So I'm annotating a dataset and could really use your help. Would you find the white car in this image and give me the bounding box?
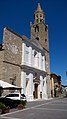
[5,93,26,101]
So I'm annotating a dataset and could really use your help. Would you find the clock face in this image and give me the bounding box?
[11,45,18,54]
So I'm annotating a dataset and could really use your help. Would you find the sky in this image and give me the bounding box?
[0,0,67,85]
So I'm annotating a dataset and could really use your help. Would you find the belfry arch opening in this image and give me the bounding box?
[35,37,39,41]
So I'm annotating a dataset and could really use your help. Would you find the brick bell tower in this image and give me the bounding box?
[30,3,51,98]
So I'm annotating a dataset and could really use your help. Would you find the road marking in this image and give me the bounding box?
[1,99,67,117]
[0,101,54,117]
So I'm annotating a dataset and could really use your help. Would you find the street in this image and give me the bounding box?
[0,98,67,119]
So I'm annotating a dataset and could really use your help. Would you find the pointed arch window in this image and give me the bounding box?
[35,25,39,32]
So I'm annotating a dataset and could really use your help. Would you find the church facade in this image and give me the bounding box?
[0,3,51,101]
[21,37,47,101]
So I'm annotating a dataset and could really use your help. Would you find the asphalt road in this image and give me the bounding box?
[0,97,67,119]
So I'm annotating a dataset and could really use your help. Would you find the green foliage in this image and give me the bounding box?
[0,102,6,110]
[20,100,27,107]
[0,97,27,110]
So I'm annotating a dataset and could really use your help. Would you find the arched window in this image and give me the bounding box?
[35,25,39,32]
[35,37,39,41]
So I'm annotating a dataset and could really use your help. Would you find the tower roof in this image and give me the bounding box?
[35,3,43,12]
[34,3,44,23]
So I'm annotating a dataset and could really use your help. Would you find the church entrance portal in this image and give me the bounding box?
[33,83,38,99]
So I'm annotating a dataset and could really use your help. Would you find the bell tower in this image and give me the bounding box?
[30,3,51,98]
[30,3,49,51]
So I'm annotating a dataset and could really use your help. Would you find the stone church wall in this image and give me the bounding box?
[0,28,22,87]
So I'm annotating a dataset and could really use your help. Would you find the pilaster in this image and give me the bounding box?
[22,43,26,65]
[43,56,46,71]
[43,77,48,99]
[39,52,41,69]
[21,71,26,94]
[28,73,33,100]
[34,52,39,68]
[29,46,32,66]
[40,76,43,93]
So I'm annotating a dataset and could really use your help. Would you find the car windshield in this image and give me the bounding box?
[21,94,25,97]
[6,94,19,97]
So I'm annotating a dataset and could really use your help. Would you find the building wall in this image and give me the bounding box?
[50,74,62,97]
[0,50,4,80]
[1,28,22,87]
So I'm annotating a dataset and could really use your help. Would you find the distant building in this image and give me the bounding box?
[50,73,62,97]
[62,85,67,97]
[0,3,51,100]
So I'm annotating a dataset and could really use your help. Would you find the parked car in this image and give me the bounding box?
[5,93,26,101]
